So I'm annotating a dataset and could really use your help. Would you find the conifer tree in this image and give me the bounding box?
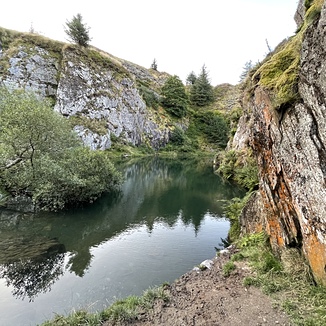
[151,58,158,71]
[190,65,214,107]
[186,71,197,85]
[239,60,253,82]
[64,13,91,47]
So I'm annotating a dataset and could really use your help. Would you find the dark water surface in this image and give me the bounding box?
[0,157,244,326]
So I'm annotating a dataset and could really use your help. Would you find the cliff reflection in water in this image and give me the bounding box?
[0,157,244,301]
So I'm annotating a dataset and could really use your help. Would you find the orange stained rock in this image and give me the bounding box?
[305,232,326,286]
[266,215,285,249]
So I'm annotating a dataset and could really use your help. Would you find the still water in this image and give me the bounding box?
[0,157,244,326]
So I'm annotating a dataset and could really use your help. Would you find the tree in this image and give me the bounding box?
[196,111,230,148]
[239,60,253,82]
[186,71,197,85]
[161,75,188,117]
[64,13,91,47]
[151,58,158,71]
[0,87,121,211]
[189,65,215,107]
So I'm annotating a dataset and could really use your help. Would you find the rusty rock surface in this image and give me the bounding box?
[239,2,326,284]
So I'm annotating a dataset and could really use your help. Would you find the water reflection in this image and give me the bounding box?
[0,157,244,302]
[0,240,65,301]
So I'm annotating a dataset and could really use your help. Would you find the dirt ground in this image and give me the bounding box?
[117,246,291,326]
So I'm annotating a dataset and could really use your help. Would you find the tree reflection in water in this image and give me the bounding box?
[0,158,244,303]
[0,243,65,301]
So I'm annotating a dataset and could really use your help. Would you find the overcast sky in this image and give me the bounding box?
[1,0,298,85]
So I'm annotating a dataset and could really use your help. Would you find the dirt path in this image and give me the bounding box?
[118,246,291,326]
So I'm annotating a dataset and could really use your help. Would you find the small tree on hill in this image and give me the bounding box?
[190,65,215,107]
[239,60,253,82]
[64,13,91,47]
[186,71,197,85]
[161,75,188,117]
[151,58,158,71]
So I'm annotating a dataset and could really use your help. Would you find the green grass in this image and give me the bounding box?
[41,285,169,325]
[222,261,236,277]
[231,232,326,325]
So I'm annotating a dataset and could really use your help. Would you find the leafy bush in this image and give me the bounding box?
[170,126,186,145]
[224,193,251,242]
[0,87,121,211]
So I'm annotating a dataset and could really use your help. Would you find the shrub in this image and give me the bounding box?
[139,85,160,109]
[0,87,121,211]
[170,126,186,145]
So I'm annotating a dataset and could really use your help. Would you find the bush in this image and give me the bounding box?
[223,261,236,277]
[0,87,122,211]
[224,194,251,242]
[170,126,186,145]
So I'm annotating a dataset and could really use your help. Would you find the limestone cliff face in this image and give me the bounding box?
[236,0,326,284]
[0,32,170,150]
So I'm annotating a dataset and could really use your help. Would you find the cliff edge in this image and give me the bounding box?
[235,0,326,285]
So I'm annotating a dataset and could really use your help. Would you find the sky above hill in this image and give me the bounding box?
[1,0,298,86]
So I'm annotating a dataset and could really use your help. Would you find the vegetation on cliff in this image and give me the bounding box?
[248,0,323,110]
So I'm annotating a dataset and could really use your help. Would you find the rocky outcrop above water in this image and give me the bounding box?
[236,0,326,284]
[0,32,171,150]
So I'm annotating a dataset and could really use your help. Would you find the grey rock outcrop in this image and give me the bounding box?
[0,38,170,150]
[294,0,306,27]
[2,46,59,97]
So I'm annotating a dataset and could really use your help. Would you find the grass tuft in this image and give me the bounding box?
[41,285,169,325]
[223,261,236,277]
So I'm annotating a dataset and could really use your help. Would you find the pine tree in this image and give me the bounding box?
[190,65,214,107]
[151,58,158,71]
[239,60,253,82]
[64,13,91,47]
[186,71,197,85]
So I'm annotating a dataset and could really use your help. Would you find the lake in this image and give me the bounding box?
[0,157,244,326]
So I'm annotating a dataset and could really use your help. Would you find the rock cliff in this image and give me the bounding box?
[0,30,171,150]
[235,0,326,284]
